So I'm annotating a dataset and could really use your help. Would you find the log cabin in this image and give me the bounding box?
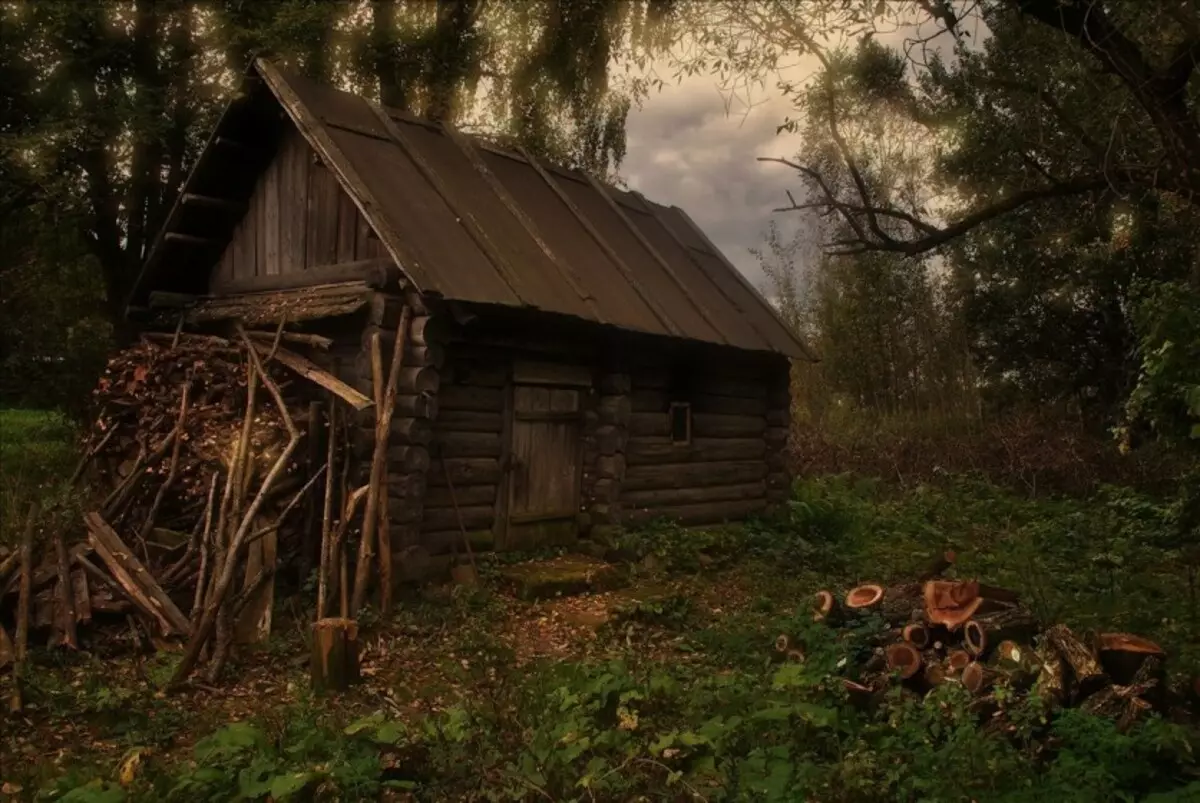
[128,59,815,575]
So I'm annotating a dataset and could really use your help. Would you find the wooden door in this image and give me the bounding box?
[504,384,583,550]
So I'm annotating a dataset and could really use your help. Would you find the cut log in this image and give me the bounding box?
[963,608,1039,659]
[845,584,884,611]
[250,341,374,411]
[885,642,922,680]
[962,662,996,695]
[924,580,991,631]
[903,622,931,650]
[947,649,972,674]
[624,437,765,466]
[310,617,360,694]
[812,590,842,624]
[86,512,192,637]
[1096,633,1166,686]
[1128,654,1167,709]
[1044,624,1108,700]
[774,634,789,654]
[923,661,947,688]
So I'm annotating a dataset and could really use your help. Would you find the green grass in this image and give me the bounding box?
[0,407,78,546]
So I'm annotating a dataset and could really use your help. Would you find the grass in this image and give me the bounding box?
[0,407,77,547]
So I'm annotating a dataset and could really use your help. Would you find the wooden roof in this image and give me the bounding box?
[133,59,815,361]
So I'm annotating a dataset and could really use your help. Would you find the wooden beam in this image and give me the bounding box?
[212,258,401,295]
[633,191,779,353]
[182,193,248,214]
[516,145,682,338]
[363,101,529,307]
[165,232,219,247]
[254,59,429,291]
[442,125,604,322]
[249,341,375,411]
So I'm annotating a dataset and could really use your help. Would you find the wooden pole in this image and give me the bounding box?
[52,530,78,649]
[351,306,412,616]
[15,503,37,663]
[317,401,338,620]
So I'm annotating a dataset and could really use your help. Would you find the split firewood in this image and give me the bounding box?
[1043,624,1108,700]
[1081,685,1156,732]
[845,584,884,612]
[885,642,922,680]
[15,503,36,664]
[1035,642,1067,708]
[1096,633,1166,686]
[52,531,77,649]
[963,608,1039,659]
[85,512,191,637]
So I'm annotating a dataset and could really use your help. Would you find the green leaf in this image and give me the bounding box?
[269,772,318,800]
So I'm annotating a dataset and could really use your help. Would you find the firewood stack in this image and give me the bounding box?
[0,329,373,689]
[784,561,1184,733]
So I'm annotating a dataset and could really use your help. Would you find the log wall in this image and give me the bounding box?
[620,354,791,527]
[211,128,386,288]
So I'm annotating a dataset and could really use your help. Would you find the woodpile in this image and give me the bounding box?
[792,564,1186,733]
[0,322,403,692]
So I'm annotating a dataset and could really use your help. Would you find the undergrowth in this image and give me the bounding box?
[30,474,1200,801]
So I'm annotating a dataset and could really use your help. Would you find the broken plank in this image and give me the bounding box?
[85,512,192,637]
[250,341,374,411]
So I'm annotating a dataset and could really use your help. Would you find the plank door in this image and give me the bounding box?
[504,384,583,550]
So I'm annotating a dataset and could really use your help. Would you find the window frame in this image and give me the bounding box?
[668,401,692,446]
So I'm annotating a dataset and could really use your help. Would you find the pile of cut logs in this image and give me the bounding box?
[779,562,1184,733]
[0,318,404,700]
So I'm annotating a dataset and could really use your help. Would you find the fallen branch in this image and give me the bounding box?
[86,512,192,637]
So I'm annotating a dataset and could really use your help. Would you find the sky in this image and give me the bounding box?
[619,64,815,292]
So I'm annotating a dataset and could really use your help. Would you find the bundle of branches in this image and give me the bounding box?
[0,329,344,690]
[782,565,1185,737]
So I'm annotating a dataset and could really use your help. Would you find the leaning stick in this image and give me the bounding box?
[15,503,37,663]
[139,381,191,543]
[169,329,301,688]
[351,307,411,616]
[190,473,220,628]
[317,402,338,620]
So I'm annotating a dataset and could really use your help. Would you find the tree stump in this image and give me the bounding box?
[310,618,360,695]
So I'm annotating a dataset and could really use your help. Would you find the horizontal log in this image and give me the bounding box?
[358,334,445,369]
[597,396,631,427]
[624,498,767,527]
[625,437,766,466]
[421,505,495,533]
[387,497,424,524]
[692,413,766,438]
[387,473,427,498]
[598,374,631,395]
[623,481,766,508]
[424,484,497,508]
[386,446,430,474]
[421,529,496,555]
[691,378,767,400]
[596,455,626,480]
[445,362,508,388]
[765,427,789,446]
[595,425,627,456]
[390,417,433,446]
[766,408,791,427]
[439,384,504,412]
[395,366,439,395]
[631,390,767,417]
[434,410,503,433]
[513,359,593,387]
[622,460,767,492]
[215,258,400,295]
[426,458,501,487]
[394,393,437,419]
[433,431,502,459]
[629,412,669,437]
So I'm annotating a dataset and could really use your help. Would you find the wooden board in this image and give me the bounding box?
[504,384,582,550]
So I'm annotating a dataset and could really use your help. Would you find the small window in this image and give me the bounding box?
[669,402,691,445]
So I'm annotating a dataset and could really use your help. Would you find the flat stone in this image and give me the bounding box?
[499,555,624,601]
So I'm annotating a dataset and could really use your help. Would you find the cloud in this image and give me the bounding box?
[619,62,817,290]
